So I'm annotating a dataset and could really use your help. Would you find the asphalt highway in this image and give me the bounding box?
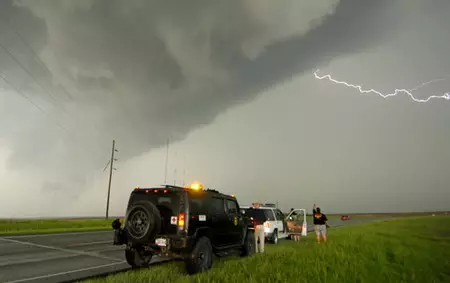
[0,218,387,283]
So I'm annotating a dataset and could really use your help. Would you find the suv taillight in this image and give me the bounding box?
[178,213,185,228]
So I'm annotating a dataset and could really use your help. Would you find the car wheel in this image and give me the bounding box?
[125,247,152,268]
[125,201,161,244]
[272,230,278,244]
[240,230,255,257]
[185,236,213,275]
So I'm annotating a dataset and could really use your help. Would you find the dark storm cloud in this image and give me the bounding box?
[0,0,399,193]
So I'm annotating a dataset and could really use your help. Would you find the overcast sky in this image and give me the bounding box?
[0,0,449,218]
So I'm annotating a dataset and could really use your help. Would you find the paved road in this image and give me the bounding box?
[0,218,387,283]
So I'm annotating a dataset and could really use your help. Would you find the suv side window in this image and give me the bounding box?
[276,209,284,220]
[208,197,225,215]
[225,199,238,214]
[189,198,206,215]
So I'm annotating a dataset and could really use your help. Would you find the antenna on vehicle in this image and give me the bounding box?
[173,150,178,185]
[164,137,169,185]
[182,154,187,186]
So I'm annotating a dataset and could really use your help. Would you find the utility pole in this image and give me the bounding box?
[106,140,118,219]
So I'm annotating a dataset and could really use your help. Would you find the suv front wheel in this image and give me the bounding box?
[184,236,213,275]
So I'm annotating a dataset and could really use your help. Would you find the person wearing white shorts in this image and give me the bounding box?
[313,204,329,243]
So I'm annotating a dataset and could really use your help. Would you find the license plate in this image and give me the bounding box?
[155,238,167,247]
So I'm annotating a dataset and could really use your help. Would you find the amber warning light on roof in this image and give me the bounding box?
[188,183,204,190]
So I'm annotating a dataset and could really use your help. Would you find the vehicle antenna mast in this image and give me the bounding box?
[164,138,169,185]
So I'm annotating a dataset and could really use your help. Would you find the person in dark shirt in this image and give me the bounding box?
[313,204,328,243]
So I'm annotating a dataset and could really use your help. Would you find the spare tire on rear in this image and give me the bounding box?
[125,201,162,244]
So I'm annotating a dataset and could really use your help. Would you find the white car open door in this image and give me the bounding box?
[286,208,308,236]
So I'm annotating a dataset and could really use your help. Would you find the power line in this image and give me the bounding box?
[1,71,109,164]
[0,19,118,172]
[0,21,105,136]
[0,41,61,104]
[0,41,89,133]
[0,17,73,100]
[1,73,108,162]
[0,73,68,131]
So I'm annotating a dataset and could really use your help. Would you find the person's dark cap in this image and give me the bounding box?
[316,207,321,213]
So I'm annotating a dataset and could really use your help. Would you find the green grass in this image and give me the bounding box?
[86,216,450,283]
[0,218,114,235]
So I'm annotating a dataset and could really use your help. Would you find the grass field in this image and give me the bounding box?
[85,216,450,283]
[0,218,113,235]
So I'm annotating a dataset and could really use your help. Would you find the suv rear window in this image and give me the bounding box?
[242,208,272,222]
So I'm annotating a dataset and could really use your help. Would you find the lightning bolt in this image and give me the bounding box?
[313,70,450,103]
[407,75,450,92]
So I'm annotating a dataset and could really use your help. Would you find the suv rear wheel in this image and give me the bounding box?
[125,247,152,268]
[184,236,213,275]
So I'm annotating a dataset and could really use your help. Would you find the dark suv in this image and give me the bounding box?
[112,184,255,274]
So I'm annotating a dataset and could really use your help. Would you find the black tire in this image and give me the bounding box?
[125,247,152,268]
[240,230,255,257]
[184,236,213,275]
[271,230,279,244]
[125,201,161,245]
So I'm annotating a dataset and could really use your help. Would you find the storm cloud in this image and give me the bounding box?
[0,0,401,204]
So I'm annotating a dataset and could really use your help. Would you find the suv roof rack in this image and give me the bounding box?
[161,184,185,189]
[133,185,236,198]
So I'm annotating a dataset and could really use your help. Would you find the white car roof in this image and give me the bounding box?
[241,206,273,210]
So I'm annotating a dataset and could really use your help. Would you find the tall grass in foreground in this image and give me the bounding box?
[0,219,113,235]
[86,216,450,283]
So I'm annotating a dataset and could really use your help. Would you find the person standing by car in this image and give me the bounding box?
[286,211,302,242]
[313,204,328,243]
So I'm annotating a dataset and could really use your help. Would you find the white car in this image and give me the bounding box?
[241,203,305,244]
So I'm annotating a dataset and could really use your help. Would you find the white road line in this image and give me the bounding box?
[93,246,124,253]
[1,230,111,239]
[3,261,127,283]
[0,238,121,262]
[0,253,80,267]
[68,240,111,247]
